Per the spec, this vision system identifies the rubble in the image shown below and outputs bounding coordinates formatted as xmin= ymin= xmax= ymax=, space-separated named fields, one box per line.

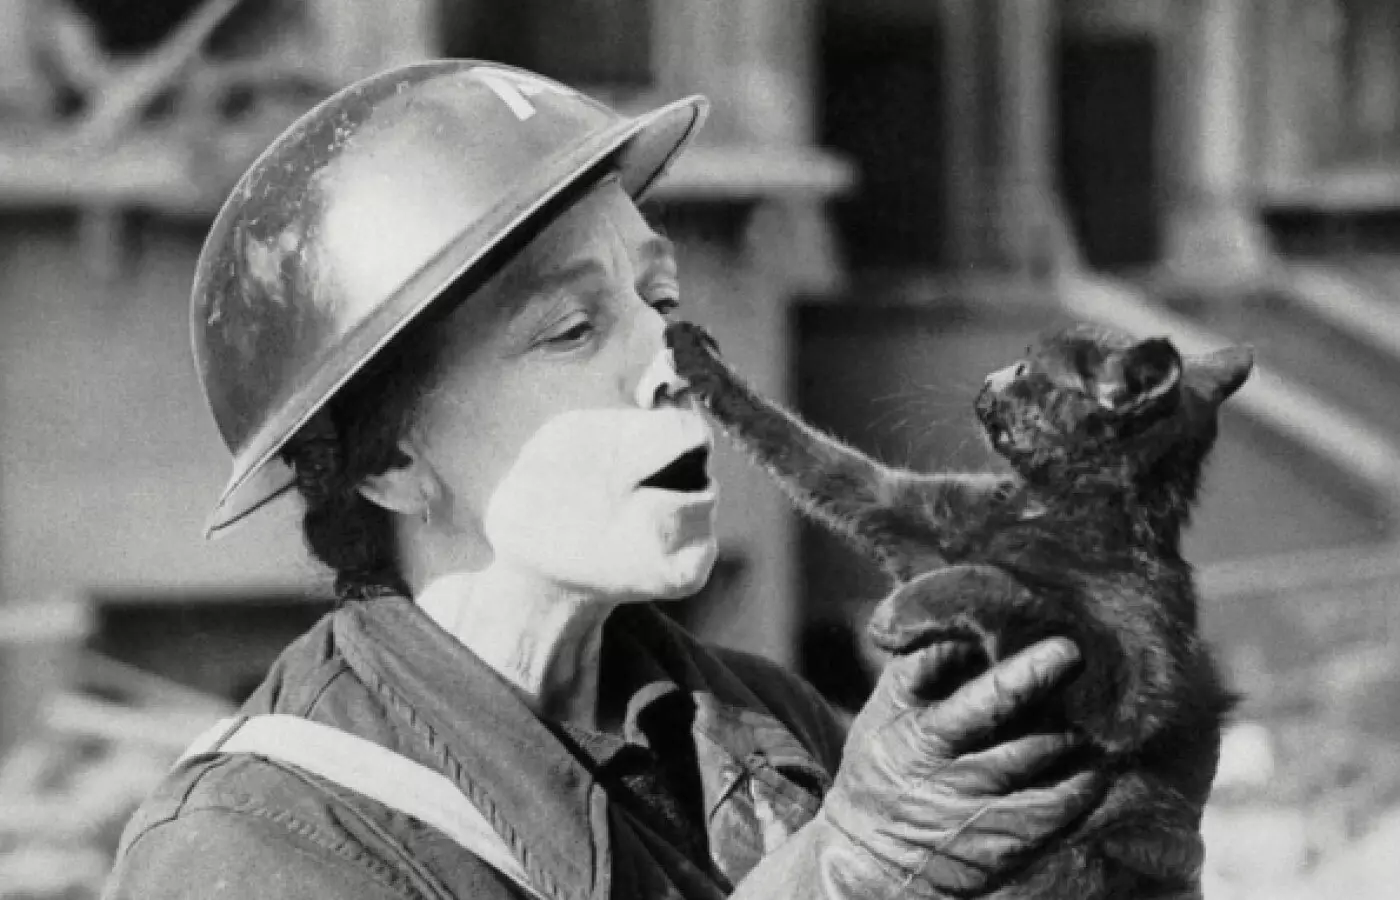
xmin=1203 ymin=707 xmax=1400 ymax=897
xmin=0 ymin=652 xmax=230 ymax=900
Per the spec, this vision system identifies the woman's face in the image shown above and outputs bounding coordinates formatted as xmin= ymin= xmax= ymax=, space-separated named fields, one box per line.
xmin=407 ymin=177 xmax=719 ymax=601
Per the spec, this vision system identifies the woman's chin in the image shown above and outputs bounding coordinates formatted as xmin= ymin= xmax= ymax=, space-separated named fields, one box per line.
xmin=641 ymin=539 xmax=720 ymax=602
xmin=532 ymin=532 xmax=719 ymax=603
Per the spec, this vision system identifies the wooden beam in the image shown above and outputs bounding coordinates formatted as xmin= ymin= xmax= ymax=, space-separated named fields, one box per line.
xmin=77 ymin=203 xmax=125 ymax=281
xmin=1287 ymin=263 xmax=1400 ymax=362
xmin=0 ymin=136 xmax=206 ymax=209
xmin=650 ymin=144 xmax=856 ymax=200
xmin=0 ymin=132 xmax=855 ymax=213
xmin=74 ymin=0 xmax=246 ymax=147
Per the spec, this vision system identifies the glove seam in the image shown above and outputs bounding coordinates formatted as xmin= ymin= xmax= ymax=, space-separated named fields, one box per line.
xmin=906 ymin=799 xmax=1000 ymax=892
xmin=817 ymin=808 xmax=922 ymax=900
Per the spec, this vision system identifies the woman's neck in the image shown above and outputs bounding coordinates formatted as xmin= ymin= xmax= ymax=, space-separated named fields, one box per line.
xmin=415 ymin=565 xmax=617 ymax=730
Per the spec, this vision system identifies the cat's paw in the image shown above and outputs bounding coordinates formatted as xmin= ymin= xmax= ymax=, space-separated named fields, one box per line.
xmin=665 ymin=321 xmax=725 ymax=398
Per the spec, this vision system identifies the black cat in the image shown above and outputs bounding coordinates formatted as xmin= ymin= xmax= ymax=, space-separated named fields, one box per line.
xmin=666 ymin=320 xmax=1251 ymax=899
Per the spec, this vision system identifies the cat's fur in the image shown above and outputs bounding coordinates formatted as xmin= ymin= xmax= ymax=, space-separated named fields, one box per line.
xmin=666 ymin=320 xmax=1251 ymax=899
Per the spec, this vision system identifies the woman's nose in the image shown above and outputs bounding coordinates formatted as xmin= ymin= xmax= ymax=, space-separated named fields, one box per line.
xmin=634 ymin=344 xmax=688 ymax=409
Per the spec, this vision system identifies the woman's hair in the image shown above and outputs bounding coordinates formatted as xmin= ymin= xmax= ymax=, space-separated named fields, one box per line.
xmin=279 ymin=160 xmax=622 ymax=602
xmin=279 ymin=325 xmax=446 ymax=602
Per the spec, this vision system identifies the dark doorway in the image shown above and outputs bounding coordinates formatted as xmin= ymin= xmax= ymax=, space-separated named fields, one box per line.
xmin=818 ymin=4 xmax=946 ymax=275
xmin=438 ymin=0 xmax=653 ymax=89
xmin=1056 ymin=35 xmax=1161 ymax=270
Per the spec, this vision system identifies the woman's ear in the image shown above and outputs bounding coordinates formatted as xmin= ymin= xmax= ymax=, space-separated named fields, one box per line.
xmin=1095 ymin=337 xmax=1183 ymax=412
xmin=356 ymin=439 xmax=439 ymax=520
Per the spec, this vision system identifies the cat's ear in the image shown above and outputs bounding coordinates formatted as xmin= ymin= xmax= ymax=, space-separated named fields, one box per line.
xmin=1188 ymin=345 xmax=1254 ymax=403
xmin=1095 ymin=337 xmax=1182 ymax=412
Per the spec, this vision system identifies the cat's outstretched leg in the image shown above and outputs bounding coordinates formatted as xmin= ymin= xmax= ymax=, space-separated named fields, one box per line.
xmin=667 ymin=321 xmax=1004 ymax=577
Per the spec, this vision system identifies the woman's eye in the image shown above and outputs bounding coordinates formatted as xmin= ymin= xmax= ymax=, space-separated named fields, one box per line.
xmin=648 ymin=292 xmax=680 ymax=316
xmin=542 ymin=317 xmax=596 ymax=347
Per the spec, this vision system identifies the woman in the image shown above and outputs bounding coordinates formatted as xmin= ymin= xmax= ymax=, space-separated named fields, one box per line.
xmin=103 ymin=61 xmax=1102 ymax=899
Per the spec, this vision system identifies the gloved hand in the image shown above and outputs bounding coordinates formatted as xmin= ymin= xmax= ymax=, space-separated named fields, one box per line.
xmin=823 ymin=637 xmax=1103 ymax=897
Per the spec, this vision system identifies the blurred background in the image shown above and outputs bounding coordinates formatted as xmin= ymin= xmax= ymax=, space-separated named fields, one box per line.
xmin=0 ymin=0 xmax=1397 ymax=897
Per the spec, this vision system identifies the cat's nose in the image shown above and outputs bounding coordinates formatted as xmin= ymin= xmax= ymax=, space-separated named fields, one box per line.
xmin=985 ymin=364 xmax=1018 ymax=393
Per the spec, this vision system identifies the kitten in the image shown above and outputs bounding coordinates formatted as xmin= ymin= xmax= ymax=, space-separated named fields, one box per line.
xmin=666 ymin=320 xmax=1250 ymax=899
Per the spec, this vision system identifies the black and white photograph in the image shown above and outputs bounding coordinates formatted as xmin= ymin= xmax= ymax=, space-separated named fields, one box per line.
xmin=0 ymin=2 xmax=1396 ymax=898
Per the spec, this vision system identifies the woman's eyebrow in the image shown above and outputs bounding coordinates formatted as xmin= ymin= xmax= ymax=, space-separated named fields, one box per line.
xmin=500 ymin=257 xmax=606 ymax=320
xmin=533 ymin=258 xmax=607 ymax=296
xmin=500 ymin=234 xmax=673 ymax=323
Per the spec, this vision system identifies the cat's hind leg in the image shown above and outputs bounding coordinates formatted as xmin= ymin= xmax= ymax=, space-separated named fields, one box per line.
xmin=868 ymin=565 xmax=1156 ymax=753
xmin=866 ymin=564 xmax=1055 ymax=661
xmin=866 ymin=565 xmax=1078 ymax=735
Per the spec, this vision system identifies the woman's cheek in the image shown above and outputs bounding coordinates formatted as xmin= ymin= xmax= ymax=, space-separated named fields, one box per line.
xmin=478 ymin=423 xmax=614 ymax=576
xmin=478 ymin=408 xmax=718 ymax=597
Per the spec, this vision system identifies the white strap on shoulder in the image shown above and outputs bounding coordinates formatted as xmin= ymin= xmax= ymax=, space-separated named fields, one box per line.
xmin=180 ymin=714 xmax=547 ymax=900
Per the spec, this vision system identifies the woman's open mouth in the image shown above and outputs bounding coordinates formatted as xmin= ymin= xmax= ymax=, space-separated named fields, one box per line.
xmin=639 ymin=446 xmax=711 ymax=493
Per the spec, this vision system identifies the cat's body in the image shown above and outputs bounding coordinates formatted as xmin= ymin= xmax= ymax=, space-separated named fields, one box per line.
xmin=666 ymin=321 xmax=1251 ymax=899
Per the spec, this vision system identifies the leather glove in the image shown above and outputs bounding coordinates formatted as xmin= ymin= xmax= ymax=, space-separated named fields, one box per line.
xmin=823 ymin=637 xmax=1104 ymax=898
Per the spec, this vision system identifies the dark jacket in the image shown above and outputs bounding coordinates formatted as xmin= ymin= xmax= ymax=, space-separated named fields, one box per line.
xmin=101 ymin=596 xmax=854 ymax=899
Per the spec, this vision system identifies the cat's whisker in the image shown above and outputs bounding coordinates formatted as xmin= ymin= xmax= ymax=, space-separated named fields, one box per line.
xmin=868 ymin=404 xmax=916 ymax=434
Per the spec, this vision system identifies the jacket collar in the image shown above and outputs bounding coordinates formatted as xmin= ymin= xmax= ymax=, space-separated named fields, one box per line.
xmin=335 ymin=596 xmax=609 ymax=900
xmin=331 ymin=596 xmax=825 ymax=900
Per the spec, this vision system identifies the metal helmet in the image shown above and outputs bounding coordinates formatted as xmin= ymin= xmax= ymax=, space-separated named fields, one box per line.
xmin=192 ymin=60 xmax=709 ymax=536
